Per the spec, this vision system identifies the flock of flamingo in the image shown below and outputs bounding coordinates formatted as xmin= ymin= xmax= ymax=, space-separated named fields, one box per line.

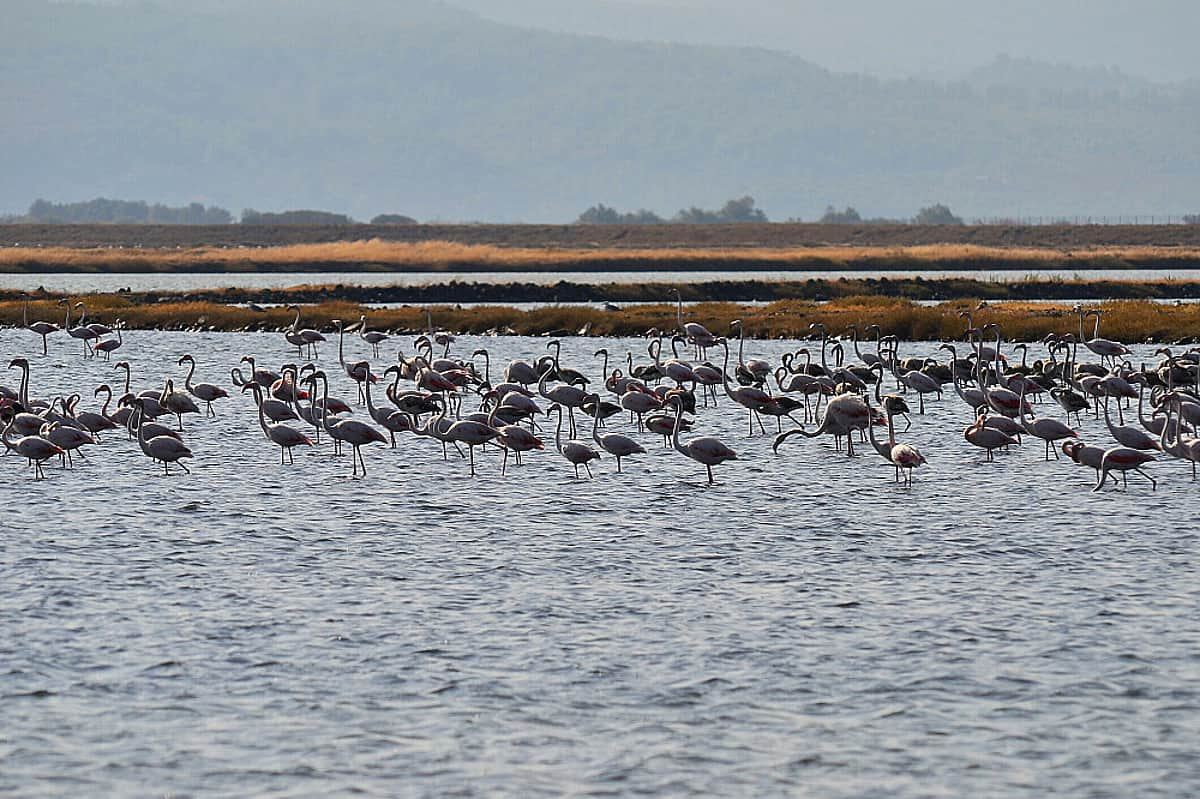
xmin=4 ymin=293 xmax=1200 ymax=491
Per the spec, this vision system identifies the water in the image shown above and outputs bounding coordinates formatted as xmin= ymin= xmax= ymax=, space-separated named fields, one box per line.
xmin=2 ymin=330 xmax=1198 ymax=797
xmin=6 ymin=268 xmax=1200 ymax=294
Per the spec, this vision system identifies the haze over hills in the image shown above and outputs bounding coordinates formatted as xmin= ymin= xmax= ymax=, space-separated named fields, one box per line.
xmin=444 ymin=0 xmax=1200 ymax=84
xmin=3 ymin=0 xmax=1198 ymax=222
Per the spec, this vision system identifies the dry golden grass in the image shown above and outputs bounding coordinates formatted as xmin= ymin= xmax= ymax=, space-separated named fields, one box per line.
xmin=3 ymin=239 xmax=1200 ymax=271
xmin=6 ymin=295 xmax=1200 ymax=342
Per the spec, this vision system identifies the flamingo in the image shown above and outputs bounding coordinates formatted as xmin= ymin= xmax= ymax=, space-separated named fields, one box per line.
xmin=774 ymin=392 xmax=872 ymax=456
xmin=236 ymin=356 xmax=281 ymax=390
xmin=864 ymin=397 xmax=926 ymax=485
xmin=159 ymin=379 xmax=200 ymax=431
xmin=1076 ymin=306 xmax=1130 ymax=365
xmin=92 ymin=322 xmax=124 ymax=360
xmin=59 ymin=299 xmax=97 ymax=357
xmin=668 ymin=396 xmax=738 ymax=484
xmin=587 ymin=393 xmax=645 ymax=472
xmin=1 ymin=415 xmax=64 ymax=480
xmin=76 ymin=302 xmax=112 ymax=337
xmin=41 ymin=420 xmax=96 ymax=469
xmin=130 ymin=398 xmax=193 ymax=475
xmin=242 ymin=383 xmax=313 ymax=464
xmin=719 ymin=338 xmax=774 ymax=435
xmin=488 ymin=405 xmax=544 ymax=474
xmin=673 ymin=288 xmax=718 ymax=357
xmin=1092 ymin=447 xmax=1156 ymax=492
xmin=547 ymin=402 xmax=600 ymax=478
xmin=444 ymin=412 xmax=500 ymax=477
xmin=730 ymin=320 xmax=771 ymax=385
xmin=538 ymin=364 xmax=588 ymax=438
xmin=363 ymin=365 xmax=414 ymax=447
xmin=22 ymin=294 xmax=59 ymax=355
xmin=424 ymin=308 xmax=456 ymax=351
xmin=359 ymin=314 xmax=389 ymax=358
xmin=1016 ymin=382 xmax=1077 ymax=459
xmin=334 ymin=320 xmax=377 ymax=403
xmin=72 ymin=390 xmax=119 ymax=438
xmin=178 ymin=354 xmax=229 ymax=417
xmin=312 ymin=371 xmax=386 ymax=477
xmin=964 ymin=409 xmax=1019 ymax=461
xmin=286 ymin=305 xmax=326 ymax=358
xmin=1102 ymin=394 xmax=1160 ymax=451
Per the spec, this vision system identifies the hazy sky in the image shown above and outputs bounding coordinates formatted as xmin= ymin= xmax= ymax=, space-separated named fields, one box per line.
xmin=447 ymin=0 xmax=1199 ymax=82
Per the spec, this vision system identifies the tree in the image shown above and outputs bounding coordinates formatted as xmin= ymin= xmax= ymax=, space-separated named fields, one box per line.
xmin=242 ymin=209 xmax=355 ymax=225
xmin=371 ymin=214 xmax=418 ymax=225
xmin=818 ymin=205 xmax=862 ymax=224
xmin=576 ymin=204 xmax=663 ymax=224
xmin=25 ymin=197 xmax=232 ymax=224
xmin=673 ymin=196 xmax=769 ymax=224
xmin=717 ymin=196 xmax=768 ymax=223
xmin=913 ymin=203 xmax=964 ymax=225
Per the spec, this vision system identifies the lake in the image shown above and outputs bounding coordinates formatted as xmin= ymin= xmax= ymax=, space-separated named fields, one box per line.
xmin=2 ymin=329 xmax=1197 ymax=796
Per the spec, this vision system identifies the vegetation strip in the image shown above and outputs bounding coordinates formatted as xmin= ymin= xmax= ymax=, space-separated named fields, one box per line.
xmin=7 ymin=295 xmax=1200 ymax=343
xmin=5 ymin=240 xmax=1200 ymax=274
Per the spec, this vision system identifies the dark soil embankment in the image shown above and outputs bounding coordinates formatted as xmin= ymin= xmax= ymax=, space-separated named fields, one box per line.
xmin=5 ymin=222 xmax=1200 ymax=250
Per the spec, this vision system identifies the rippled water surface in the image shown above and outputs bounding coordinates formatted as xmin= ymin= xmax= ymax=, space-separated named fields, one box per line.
xmin=6 ymin=267 xmax=1200 ymax=293
xmin=2 ymin=329 xmax=1198 ymax=797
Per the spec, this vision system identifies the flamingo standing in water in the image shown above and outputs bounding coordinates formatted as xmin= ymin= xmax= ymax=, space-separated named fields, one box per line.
xmin=92 ymin=322 xmax=124 ymax=360
xmin=22 ymin=294 xmax=59 ymax=355
xmin=358 ymin=314 xmax=389 ymax=358
xmin=587 ymin=393 xmax=645 ymax=472
xmin=130 ymin=398 xmax=193 ymax=475
xmin=242 ymin=383 xmax=313 ymax=464
xmin=1016 ymin=383 xmax=1077 ymax=459
xmin=59 ymin=300 xmax=97 ymax=357
xmin=774 ymin=392 xmax=872 ymax=456
xmin=865 ymin=397 xmax=926 ymax=485
xmin=673 ymin=288 xmax=717 ymax=357
xmin=669 ymin=396 xmax=737 ymax=484
xmin=964 ymin=408 xmax=1020 ymax=461
xmin=178 ymin=354 xmax=229 ymax=417
xmin=1 ymin=415 xmax=64 ymax=480
xmin=311 ymin=371 xmax=387 ymax=477
xmin=547 ymin=402 xmax=600 ymax=478
xmin=1092 ymin=447 xmax=1156 ymax=492
xmin=1075 ymin=306 xmax=1130 ymax=366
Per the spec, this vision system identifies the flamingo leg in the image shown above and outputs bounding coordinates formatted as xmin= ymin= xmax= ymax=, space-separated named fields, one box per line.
xmin=706 ymin=464 xmax=714 ymax=484
xmin=1138 ymin=468 xmax=1156 ymax=490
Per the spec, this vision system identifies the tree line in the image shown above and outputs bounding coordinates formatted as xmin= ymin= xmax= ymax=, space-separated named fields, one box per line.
xmin=9 ymin=199 xmax=418 ymax=226
xmin=576 ymin=198 xmax=969 ymax=225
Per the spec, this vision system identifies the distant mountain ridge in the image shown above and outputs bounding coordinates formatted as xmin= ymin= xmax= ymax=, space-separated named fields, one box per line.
xmin=3 ymin=0 xmax=1199 ymax=222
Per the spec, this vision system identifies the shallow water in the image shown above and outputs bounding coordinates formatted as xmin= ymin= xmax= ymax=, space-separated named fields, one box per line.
xmin=2 ymin=330 xmax=1198 ymax=797
xmin=7 ymin=267 xmax=1200 ymax=294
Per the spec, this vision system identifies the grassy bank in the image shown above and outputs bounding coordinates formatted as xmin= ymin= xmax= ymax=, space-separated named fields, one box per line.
xmin=3 ymin=240 xmax=1200 ymax=274
xmin=7 ymin=295 xmax=1200 ymax=343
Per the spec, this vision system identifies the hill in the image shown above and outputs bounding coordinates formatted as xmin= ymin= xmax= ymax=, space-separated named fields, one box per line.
xmin=3 ymin=0 xmax=1199 ymax=222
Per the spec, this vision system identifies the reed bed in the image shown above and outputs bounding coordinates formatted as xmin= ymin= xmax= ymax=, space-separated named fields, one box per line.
xmin=3 ymin=240 xmax=1200 ymax=272
xmin=7 ymin=296 xmax=1200 ymax=343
